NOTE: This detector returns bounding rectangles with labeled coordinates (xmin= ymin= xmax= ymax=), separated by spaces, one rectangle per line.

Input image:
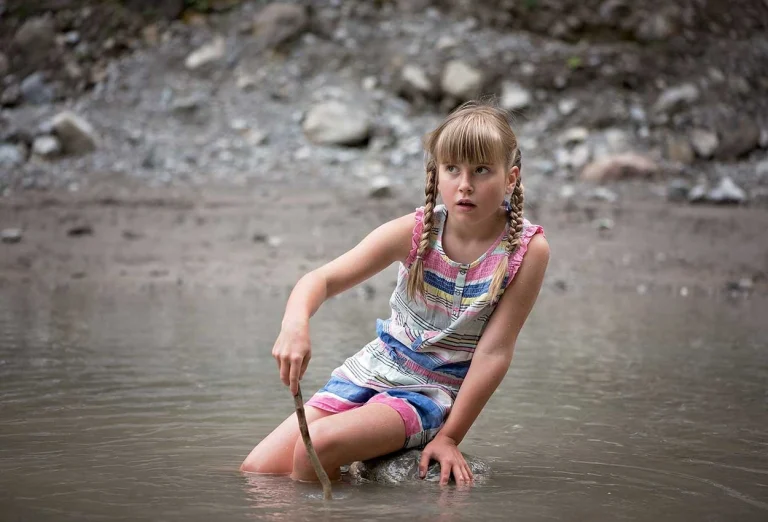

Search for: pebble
xmin=667 ymin=179 xmax=690 ymax=202
xmin=369 ymin=176 xmax=393 ymax=198
xmin=1 ymin=228 xmax=22 ymax=244
xmin=707 ymin=176 xmax=746 ymax=204
xmin=184 ymin=37 xmax=226 ymax=70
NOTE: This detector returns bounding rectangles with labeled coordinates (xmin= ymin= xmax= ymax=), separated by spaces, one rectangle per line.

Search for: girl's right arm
xmin=273 ymin=212 xmax=416 ymax=394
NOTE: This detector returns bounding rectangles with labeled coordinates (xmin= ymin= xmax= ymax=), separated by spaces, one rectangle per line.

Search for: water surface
xmin=1 ymin=281 xmax=766 ymax=521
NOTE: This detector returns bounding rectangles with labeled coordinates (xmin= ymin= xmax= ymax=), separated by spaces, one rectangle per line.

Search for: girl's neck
xmin=444 ymin=207 xmax=507 ymax=244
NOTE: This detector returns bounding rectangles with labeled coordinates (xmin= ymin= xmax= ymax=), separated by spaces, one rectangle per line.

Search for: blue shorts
xmin=306 ymin=374 xmax=448 ymax=449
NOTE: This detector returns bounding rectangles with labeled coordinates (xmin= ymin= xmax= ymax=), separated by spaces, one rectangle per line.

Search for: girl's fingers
xmin=453 ymin=463 xmax=465 ymax=484
xmin=299 ymin=355 xmax=310 ymax=380
xmin=288 ymin=357 xmax=302 ymax=395
xmin=418 ymin=450 xmax=432 ymax=478
xmin=439 ymin=463 xmax=452 ymax=485
xmin=279 ymin=359 xmax=290 ymax=387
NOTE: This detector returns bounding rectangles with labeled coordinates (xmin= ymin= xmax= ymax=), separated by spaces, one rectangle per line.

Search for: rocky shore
xmin=1 ymin=0 xmax=766 ymax=297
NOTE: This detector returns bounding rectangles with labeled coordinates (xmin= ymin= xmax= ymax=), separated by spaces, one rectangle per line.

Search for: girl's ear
xmin=505 ymin=166 xmax=519 ymax=194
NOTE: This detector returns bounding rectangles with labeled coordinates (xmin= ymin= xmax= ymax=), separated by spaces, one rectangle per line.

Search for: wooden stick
xmin=293 ymin=384 xmax=333 ymax=500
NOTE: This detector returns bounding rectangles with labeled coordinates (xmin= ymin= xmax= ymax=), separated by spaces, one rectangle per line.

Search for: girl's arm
xmin=274 ymin=212 xmax=415 ymax=394
xmin=419 ymin=233 xmax=550 ymax=484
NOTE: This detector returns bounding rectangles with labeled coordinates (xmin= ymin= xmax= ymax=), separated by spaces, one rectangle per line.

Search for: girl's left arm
xmin=419 ymin=233 xmax=550 ymax=485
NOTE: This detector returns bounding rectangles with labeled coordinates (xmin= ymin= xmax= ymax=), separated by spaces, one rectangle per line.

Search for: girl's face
xmin=437 ymin=159 xmax=518 ymax=223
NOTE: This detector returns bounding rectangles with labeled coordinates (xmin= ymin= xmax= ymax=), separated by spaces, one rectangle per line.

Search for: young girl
xmin=241 ymin=101 xmax=549 ymax=486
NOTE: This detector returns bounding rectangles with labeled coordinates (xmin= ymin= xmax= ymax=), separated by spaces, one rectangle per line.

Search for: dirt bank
xmin=1 ymin=177 xmax=765 ymax=303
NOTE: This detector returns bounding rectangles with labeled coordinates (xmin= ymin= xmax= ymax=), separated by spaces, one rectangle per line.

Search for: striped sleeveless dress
xmin=306 ymin=204 xmax=544 ymax=448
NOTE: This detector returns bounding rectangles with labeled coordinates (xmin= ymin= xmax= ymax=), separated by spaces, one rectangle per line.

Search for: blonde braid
xmin=486 ymin=152 xmax=525 ymax=303
xmin=407 ymin=160 xmax=439 ymax=301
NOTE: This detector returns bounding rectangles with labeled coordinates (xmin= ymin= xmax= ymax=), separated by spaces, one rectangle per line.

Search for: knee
xmin=292 ymin=420 xmax=338 ymax=473
xmin=240 ymin=455 xmax=270 ymax=473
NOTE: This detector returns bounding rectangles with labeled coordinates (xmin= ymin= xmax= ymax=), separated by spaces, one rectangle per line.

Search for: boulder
xmin=32 ymin=136 xmax=62 ymax=159
xmin=20 ymin=73 xmax=55 ymax=105
xmin=185 ymin=37 xmax=226 ymax=70
xmin=581 ymin=153 xmax=658 ymax=182
xmin=1 ymin=229 xmax=23 ymax=244
xmin=690 ymin=128 xmax=719 ymax=158
xmin=348 ymin=449 xmax=491 ymax=485
xmin=652 ymin=83 xmax=699 ymax=114
xmin=714 ymin=119 xmax=761 ymax=160
xmin=12 ymin=16 xmax=56 ymax=68
xmin=400 ymin=64 xmax=435 ymax=98
xmin=707 ymin=176 xmax=746 ymax=204
xmin=302 ymin=101 xmax=371 ymax=146
xmin=253 ymin=3 xmax=308 ymax=49
xmin=500 ymin=82 xmax=532 ymax=112
xmin=441 ymin=60 xmax=483 ymax=100
xmin=0 ymin=143 xmax=27 ymax=168
xmin=50 ymin=112 xmax=98 ymax=155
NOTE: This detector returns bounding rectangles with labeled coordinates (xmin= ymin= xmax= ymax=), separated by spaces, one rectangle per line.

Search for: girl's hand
xmin=419 ymin=434 xmax=474 ymax=486
xmin=271 ymin=319 xmax=311 ymax=395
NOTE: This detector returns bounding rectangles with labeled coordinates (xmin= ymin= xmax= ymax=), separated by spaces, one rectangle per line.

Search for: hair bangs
xmin=433 ymin=114 xmax=507 ymax=167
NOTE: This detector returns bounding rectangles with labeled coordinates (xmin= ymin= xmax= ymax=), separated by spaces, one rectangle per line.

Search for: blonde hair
xmin=407 ymin=101 xmax=524 ymax=304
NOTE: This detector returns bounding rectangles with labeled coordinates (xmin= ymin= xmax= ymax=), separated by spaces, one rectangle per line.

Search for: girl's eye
xmin=475 ymin=166 xmax=490 ymax=175
xmin=446 ymin=165 xmax=459 ymax=173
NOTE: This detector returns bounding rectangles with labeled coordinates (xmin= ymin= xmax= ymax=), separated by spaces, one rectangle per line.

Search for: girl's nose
xmin=458 ymin=172 xmax=473 ymax=193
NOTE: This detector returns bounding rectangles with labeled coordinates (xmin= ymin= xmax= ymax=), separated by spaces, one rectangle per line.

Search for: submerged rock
xmin=348 ymin=449 xmax=491 ymax=485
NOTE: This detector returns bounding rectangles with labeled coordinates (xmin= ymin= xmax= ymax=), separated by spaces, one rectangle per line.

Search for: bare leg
xmin=240 ymin=405 xmax=334 ymax=474
xmin=291 ymin=402 xmax=406 ymax=482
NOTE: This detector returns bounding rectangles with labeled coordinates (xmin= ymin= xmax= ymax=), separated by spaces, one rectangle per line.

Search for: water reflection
xmin=0 ymin=280 xmax=766 ymax=521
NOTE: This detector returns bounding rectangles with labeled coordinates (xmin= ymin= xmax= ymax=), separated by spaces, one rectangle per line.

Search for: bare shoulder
xmin=375 ymin=211 xmax=417 ymax=262
xmin=524 ymin=233 xmax=550 ymax=267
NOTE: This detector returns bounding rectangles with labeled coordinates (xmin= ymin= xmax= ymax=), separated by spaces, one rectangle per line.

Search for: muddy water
xmin=1 ymin=281 xmax=766 ymax=521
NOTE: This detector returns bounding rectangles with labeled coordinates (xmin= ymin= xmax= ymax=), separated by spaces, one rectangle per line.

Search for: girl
xmin=241 ymin=101 xmax=549 ymax=486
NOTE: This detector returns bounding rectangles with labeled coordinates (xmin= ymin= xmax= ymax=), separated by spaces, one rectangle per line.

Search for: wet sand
xmin=1 ymin=176 xmax=766 ymax=300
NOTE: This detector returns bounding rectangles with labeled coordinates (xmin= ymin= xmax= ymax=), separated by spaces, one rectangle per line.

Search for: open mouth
xmin=457 ymin=201 xmax=476 ymax=208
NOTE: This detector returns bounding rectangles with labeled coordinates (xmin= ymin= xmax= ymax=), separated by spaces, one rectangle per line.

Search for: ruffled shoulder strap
xmin=404 ymin=206 xmax=425 ymax=268
xmin=504 ymin=219 xmax=545 ymax=288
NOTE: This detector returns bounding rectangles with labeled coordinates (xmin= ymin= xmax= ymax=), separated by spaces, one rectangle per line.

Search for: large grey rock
xmin=581 ymin=153 xmax=658 ymax=182
xmin=714 ymin=119 xmax=760 ymax=159
xmin=1 ymin=228 xmax=23 ymax=244
xmin=184 ymin=37 xmax=226 ymax=70
xmin=32 ymin=136 xmax=62 ymax=159
xmin=400 ymin=64 xmax=434 ymax=97
xmin=348 ymin=449 xmax=491 ymax=485
xmin=303 ymin=101 xmax=371 ymax=146
xmin=441 ymin=60 xmax=483 ymax=100
xmin=368 ymin=176 xmax=394 ymax=199
xmin=12 ymin=16 xmax=56 ymax=68
xmin=253 ymin=3 xmax=308 ymax=49
xmin=0 ymin=143 xmax=26 ymax=168
xmin=756 ymin=160 xmax=768 ymax=178
xmin=500 ymin=81 xmax=532 ymax=112
xmin=690 ymin=128 xmax=719 ymax=158
xmin=20 ymin=72 xmax=55 ymax=105
xmin=653 ymin=83 xmax=699 ymax=114
xmin=1 ymin=84 xmax=21 ymax=107
xmin=707 ymin=176 xmax=746 ymax=204
xmin=635 ymin=12 xmax=676 ymax=42
xmin=50 ymin=112 xmax=98 ymax=155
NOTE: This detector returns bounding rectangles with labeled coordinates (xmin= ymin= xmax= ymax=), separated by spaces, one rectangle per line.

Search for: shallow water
xmin=1 ymin=281 xmax=766 ymax=521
